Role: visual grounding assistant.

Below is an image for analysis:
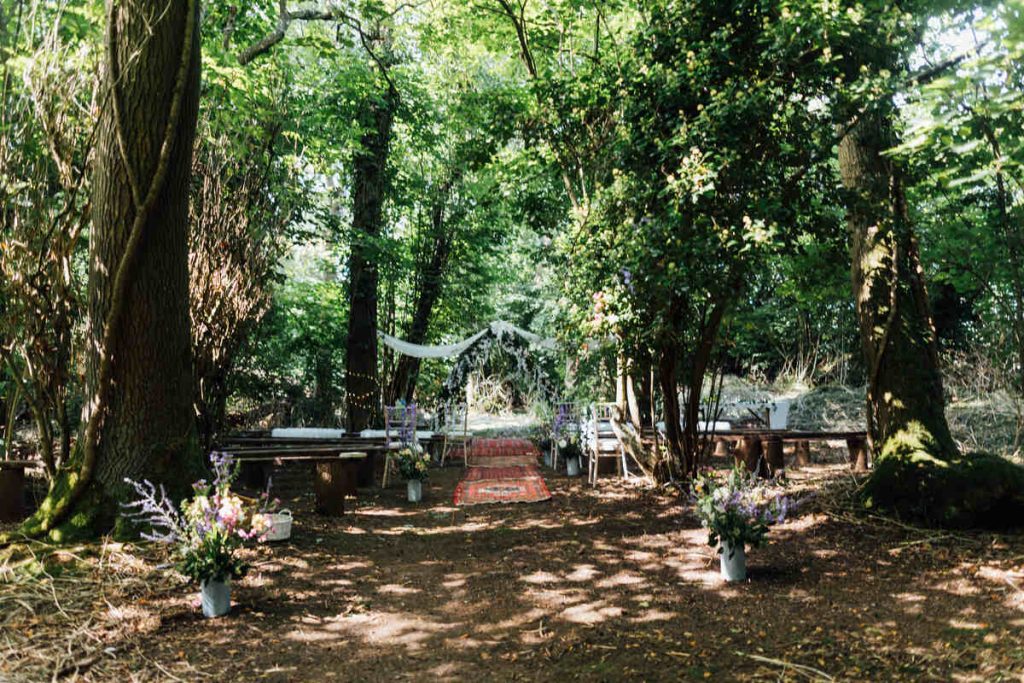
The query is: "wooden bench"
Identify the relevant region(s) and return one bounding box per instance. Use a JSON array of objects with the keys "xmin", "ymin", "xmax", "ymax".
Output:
[
  {"xmin": 220, "ymin": 447, "xmax": 367, "ymax": 516},
  {"xmin": 708, "ymin": 430, "xmax": 869, "ymax": 475},
  {"xmin": 216, "ymin": 436, "xmax": 387, "ymax": 487}
]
